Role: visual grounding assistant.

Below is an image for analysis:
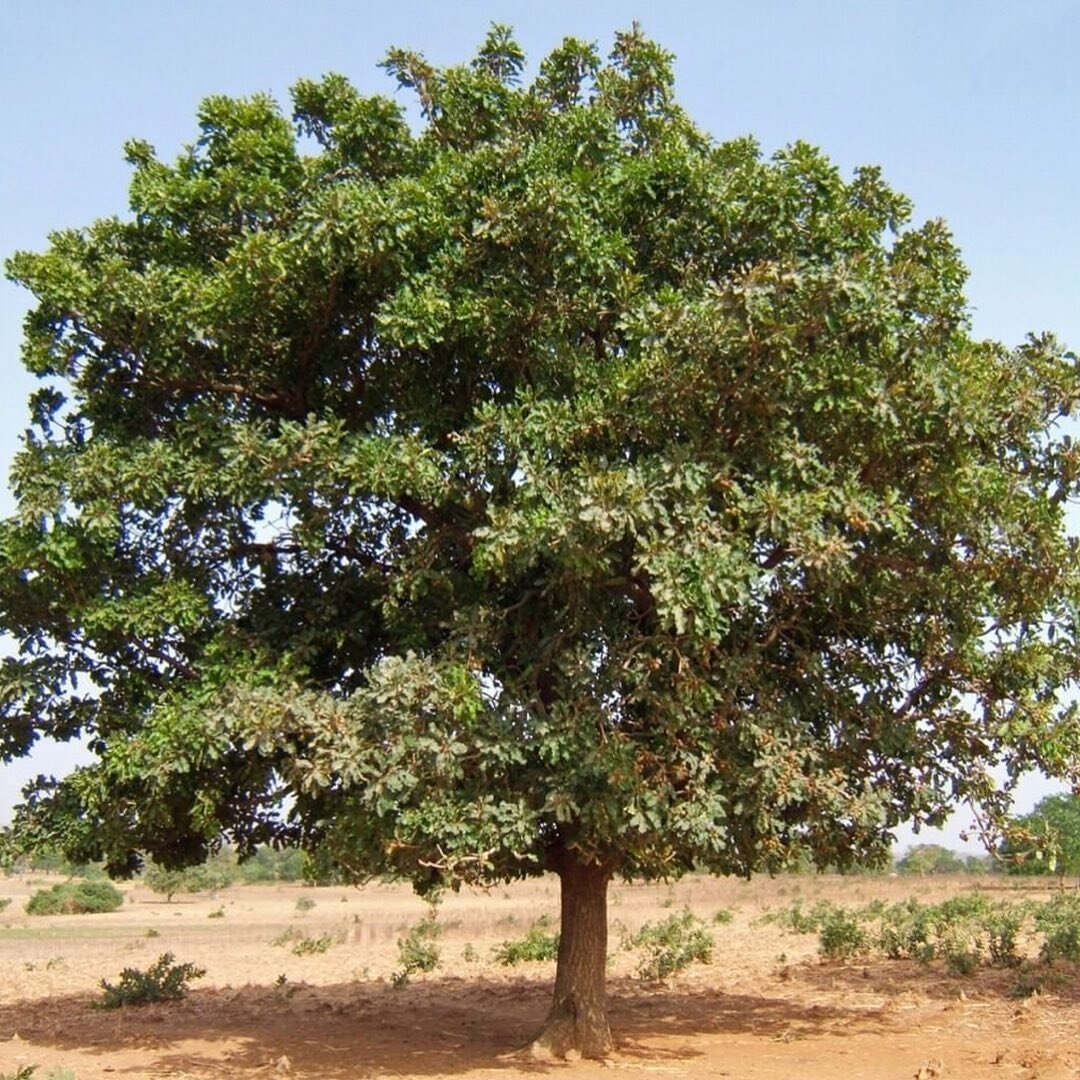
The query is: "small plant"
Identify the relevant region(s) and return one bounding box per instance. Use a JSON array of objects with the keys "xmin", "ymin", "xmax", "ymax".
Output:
[
  {"xmin": 392, "ymin": 912, "xmax": 441, "ymax": 986},
  {"xmin": 1, "ymin": 1068, "xmax": 40, "ymax": 1080},
  {"xmin": 294, "ymin": 895, "xmax": 316, "ymax": 914},
  {"xmin": 97, "ymin": 952, "xmax": 205, "ymax": 1009},
  {"xmin": 0, "ymin": 898, "xmax": 11, "ymax": 913},
  {"xmin": 26, "ymin": 881, "xmax": 124, "ymax": 915},
  {"xmin": 461, "ymin": 942, "xmax": 479, "ymax": 963},
  {"xmin": 271, "ymin": 926, "xmax": 303, "ymax": 947},
  {"xmin": 271, "ymin": 926, "xmax": 337, "ymax": 955},
  {"xmin": 627, "ymin": 909, "xmax": 714, "ymax": 982},
  {"xmin": 712, "ymin": 908, "xmax": 734, "ymax": 925},
  {"xmin": 492, "ymin": 917, "xmax": 560, "ymax": 965},
  {"xmin": 291, "ymin": 933, "xmax": 334, "ymax": 956},
  {"xmin": 208, "ymin": 906, "xmax": 225, "ymax": 919},
  {"xmin": 146, "ymin": 928, "xmax": 160, "ymax": 937},
  {"xmin": 274, "ymin": 973, "xmax": 299, "ymax": 1000}
]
